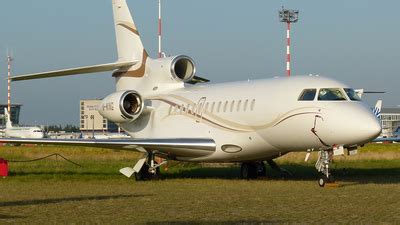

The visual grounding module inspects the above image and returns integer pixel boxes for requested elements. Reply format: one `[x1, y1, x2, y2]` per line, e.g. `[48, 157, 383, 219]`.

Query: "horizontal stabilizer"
[186, 76, 210, 85]
[10, 61, 137, 81]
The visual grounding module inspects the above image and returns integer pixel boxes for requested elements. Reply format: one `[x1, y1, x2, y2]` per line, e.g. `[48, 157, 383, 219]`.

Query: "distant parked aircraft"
[2, 108, 44, 139]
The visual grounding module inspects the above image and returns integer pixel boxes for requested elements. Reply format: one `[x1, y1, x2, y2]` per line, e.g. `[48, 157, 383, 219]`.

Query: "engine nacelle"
[150, 55, 196, 83]
[98, 90, 144, 123]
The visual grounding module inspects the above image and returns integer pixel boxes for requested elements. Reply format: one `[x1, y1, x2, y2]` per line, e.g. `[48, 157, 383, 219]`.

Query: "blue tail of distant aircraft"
[373, 100, 382, 120]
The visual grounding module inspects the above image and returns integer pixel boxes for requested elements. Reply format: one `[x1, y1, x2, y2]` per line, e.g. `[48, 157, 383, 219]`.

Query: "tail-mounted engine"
[99, 90, 144, 123]
[150, 55, 196, 83]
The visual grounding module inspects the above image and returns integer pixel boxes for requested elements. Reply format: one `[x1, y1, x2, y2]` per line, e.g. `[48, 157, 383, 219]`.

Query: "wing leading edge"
[0, 138, 216, 158]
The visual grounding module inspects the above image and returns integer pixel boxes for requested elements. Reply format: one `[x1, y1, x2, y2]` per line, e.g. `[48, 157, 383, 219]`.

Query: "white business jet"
[0, 0, 381, 186]
[2, 108, 44, 139]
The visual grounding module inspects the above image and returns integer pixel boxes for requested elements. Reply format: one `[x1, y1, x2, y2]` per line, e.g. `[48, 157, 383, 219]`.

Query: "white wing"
[9, 61, 137, 81]
[0, 138, 216, 158]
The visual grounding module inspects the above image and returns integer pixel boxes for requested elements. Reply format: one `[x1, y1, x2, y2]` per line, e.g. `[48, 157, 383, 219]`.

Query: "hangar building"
[80, 100, 118, 132]
[380, 108, 400, 137]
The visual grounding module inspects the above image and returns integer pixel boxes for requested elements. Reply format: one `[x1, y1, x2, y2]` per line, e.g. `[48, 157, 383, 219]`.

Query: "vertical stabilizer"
[112, 0, 147, 62]
[4, 108, 12, 129]
[373, 100, 382, 120]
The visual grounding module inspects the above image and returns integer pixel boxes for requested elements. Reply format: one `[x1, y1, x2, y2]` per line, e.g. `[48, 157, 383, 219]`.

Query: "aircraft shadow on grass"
[0, 194, 150, 208]
[146, 220, 285, 225]
[6, 164, 399, 185]
[0, 214, 26, 220]
[161, 163, 400, 185]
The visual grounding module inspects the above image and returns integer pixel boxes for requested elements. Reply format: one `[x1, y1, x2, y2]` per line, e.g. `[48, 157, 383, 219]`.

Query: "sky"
[0, 0, 399, 125]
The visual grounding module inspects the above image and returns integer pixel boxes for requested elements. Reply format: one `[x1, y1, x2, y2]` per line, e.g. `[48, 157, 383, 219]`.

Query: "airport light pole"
[6, 53, 13, 113]
[158, 0, 162, 58]
[279, 7, 299, 77]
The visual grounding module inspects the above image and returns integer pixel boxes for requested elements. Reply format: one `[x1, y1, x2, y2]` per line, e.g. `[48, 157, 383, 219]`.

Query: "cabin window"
[181, 104, 185, 114]
[244, 99, 249, 111]
[230, 101, 235, 112]
[250, 99, 255, 111]
[298, 89, 316, 101]
[318, 88, 347, 101]
[211, 102, 215, 113]
[344, 88, 361, 101]
[186, 104, 191, 114]
[237, 100, 242, 112]
[223, 101, 228, 112]
[217, 102, 222, 113]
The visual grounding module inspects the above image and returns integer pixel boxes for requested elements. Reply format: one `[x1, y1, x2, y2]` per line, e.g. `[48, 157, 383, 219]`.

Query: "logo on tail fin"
[373, 100, 382, 119]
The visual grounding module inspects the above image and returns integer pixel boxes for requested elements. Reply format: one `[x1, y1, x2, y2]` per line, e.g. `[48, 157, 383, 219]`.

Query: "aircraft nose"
[324, 103, 382, 145]
[348, 104, 382, 143]
[359, 113, 382, 141]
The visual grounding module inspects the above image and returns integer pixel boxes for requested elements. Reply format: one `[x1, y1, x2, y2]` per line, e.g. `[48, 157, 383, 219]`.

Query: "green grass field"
[0, 144, 399, 224]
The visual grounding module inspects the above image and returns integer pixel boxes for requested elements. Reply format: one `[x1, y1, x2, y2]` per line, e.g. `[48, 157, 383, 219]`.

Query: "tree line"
[44, 125, 80, 133]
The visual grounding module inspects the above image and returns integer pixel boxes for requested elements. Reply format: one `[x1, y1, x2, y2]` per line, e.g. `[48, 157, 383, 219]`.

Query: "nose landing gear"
[315, 150, 335, 187]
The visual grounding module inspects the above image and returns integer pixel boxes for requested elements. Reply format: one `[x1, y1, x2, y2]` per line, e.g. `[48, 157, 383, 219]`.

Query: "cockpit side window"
[344, 88, 361, 101]
[298, 89, 316, 101]
[318, 88, 347, 101]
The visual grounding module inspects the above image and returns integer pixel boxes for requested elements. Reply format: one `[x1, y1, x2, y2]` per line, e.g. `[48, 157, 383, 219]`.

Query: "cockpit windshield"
[318, 88, 347, 101]
[298, 89, 316, 101]
[344, 88, 361, 101]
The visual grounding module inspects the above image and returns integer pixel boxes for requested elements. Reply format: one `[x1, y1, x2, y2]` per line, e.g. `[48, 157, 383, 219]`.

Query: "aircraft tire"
[318, 175, 327, 187]
[256, 161, 266, 177]
[241, 163, 257, 180]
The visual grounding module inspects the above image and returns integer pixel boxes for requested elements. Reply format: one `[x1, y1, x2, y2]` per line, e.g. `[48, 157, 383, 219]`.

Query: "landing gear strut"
[134, 161, 161, 181]
[240, 162, 266, 179]
[315, 150, 335, 187]
[120, 152, 167, 181]
[135, 152, 168, 181]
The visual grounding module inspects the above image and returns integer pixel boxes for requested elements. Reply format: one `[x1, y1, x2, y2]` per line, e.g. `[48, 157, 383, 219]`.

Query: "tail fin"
[373, 100, 382, 120]
[112, 0, 147, 62]
[3, 108, 12, 129]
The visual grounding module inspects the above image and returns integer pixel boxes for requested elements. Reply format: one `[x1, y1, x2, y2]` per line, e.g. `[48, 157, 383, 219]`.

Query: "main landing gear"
[240, 162, 266, 179]
[315, 150, 335, 187]
[120, 152, 167, 181]
[240, 160, 292, 180]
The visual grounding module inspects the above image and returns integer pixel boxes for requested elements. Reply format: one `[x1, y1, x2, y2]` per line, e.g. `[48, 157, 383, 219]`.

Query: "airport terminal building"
[0, 104, 22, 127]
